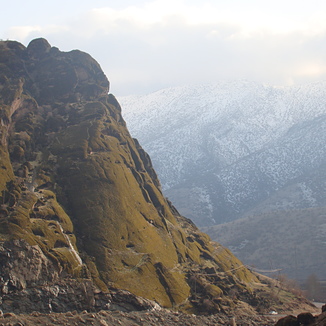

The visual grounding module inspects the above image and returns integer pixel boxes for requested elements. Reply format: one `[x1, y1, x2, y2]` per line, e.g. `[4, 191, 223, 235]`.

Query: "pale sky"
[2, 0, 326, 95]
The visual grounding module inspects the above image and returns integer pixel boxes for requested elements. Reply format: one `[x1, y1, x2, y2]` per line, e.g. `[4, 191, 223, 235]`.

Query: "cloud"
[86, 0, 326, 36]
[5, 26, 43, 41]
[3, 1, 326, 95]
[6, 25, 69, 42]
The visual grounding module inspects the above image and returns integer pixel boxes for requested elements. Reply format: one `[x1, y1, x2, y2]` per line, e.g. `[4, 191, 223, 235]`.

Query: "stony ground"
[0, 309, 276, 326]
[1, 302, 324, 326]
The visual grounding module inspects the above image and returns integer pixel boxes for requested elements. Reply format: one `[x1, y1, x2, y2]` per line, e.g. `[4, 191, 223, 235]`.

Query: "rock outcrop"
[0, 38, 309, 315]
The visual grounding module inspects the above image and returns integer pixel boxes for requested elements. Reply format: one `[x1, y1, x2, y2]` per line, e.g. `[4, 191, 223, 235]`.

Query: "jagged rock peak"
[27, 38, 51, 58]
[1, 37, 110, 104]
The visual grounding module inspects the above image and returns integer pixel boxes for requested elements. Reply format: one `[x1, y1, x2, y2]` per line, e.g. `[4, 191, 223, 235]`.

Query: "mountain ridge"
[119, 81, 326, 226]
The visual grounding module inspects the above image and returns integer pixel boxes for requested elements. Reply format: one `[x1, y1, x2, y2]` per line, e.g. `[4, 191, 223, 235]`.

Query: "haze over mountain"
[119, 81, 326, 227]
[203, 206, 326, 282]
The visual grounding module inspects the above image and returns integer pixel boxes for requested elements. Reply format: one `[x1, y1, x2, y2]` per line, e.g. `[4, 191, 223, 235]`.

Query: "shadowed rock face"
[0, 38, 297, 315]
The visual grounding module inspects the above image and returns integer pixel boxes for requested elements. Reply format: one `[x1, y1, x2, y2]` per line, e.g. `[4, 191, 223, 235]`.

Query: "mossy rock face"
[0, 38, 291, 314]
[45, 76, 257, 309]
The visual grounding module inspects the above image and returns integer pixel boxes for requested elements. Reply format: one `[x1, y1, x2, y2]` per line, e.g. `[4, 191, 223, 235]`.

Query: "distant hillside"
[202, 207, 326, 281]
[119, 81, 326, 227]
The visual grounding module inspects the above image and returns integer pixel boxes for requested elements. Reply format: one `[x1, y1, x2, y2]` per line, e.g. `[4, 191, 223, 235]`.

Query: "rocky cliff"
[0, 38, 307, 315]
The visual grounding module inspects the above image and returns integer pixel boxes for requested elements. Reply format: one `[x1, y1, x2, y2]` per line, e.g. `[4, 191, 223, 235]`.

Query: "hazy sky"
[2, 0, 326, 95]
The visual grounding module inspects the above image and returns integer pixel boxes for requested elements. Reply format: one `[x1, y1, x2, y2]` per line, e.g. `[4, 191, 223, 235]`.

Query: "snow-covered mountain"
[118, 80, 326, 226]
